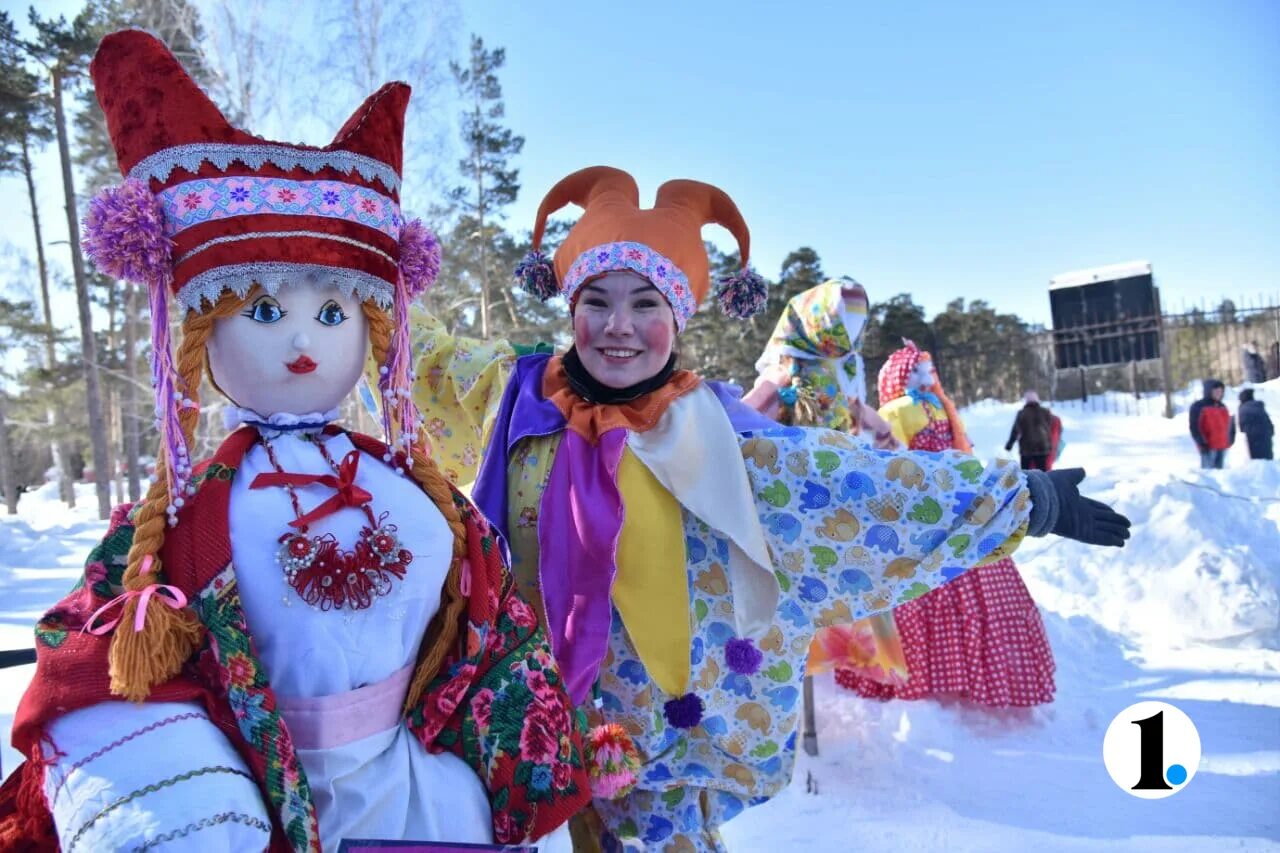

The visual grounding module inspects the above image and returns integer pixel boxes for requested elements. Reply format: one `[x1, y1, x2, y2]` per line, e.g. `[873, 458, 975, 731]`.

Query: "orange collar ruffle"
[542, 355, 701, 444]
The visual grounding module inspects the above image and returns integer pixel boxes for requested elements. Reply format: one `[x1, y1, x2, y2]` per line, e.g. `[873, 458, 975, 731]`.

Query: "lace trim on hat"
[174, 231, 397, 267]
[563, 241, 697, 330]
[157, 177, 402, 239]
[176, 262, 393, 313]
[129, 142, 401, 193]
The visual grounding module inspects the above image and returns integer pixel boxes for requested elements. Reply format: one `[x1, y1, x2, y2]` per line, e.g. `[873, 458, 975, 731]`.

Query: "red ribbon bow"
[251, 449, 373, 529]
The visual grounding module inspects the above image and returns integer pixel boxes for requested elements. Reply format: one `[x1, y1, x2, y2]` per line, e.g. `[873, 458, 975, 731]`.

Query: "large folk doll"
[744, 280, 907, 689]
[422, 166, 1128, 852]
[835, 342, 1057, 706]
[0, 32, 588, 852]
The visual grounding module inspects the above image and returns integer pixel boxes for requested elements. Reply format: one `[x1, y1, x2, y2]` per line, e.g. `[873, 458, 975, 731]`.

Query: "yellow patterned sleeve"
[879, 397, 928, 448]
[368, 307, 516, 486]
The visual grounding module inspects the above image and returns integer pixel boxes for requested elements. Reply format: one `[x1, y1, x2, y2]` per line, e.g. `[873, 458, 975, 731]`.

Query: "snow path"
[4, 380, 1278, 851]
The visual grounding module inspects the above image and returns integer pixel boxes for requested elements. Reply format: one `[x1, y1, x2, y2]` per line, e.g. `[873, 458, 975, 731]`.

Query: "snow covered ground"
[2, 381, 1278, 851]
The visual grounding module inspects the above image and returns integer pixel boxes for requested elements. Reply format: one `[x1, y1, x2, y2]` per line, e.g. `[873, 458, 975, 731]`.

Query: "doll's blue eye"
[246, 299, 284, 324]
[316, 301, 348, 327]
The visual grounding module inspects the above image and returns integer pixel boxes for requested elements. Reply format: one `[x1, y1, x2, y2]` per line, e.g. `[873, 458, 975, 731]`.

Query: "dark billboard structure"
[1049, 261, 1160, 369]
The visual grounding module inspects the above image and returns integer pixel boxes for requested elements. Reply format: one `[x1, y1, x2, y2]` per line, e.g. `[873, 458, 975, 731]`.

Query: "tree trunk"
[473, 99, 490, 339]
[0, 394, 18, 515]
[53, 67, 112, 519]
[106, 281, 123, 505]
[21, 135, 75, 507]
[123, 282, 142, 501]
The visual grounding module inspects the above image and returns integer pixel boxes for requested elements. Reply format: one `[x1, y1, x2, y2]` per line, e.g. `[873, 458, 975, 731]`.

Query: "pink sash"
[277, 663, 413, 750]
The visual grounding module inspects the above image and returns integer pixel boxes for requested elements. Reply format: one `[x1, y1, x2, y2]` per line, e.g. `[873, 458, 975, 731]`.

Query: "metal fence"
[867, 297, 1280, 417]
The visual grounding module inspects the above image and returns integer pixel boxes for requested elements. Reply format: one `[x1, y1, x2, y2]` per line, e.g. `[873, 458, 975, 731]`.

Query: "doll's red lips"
[286, 356, 317, 374]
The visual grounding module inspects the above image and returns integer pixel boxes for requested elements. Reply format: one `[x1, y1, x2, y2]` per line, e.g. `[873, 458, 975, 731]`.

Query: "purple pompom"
[399, 219, 442, 298]
[725, 638, 764, 675]
[716, 267, 769, 320]
[514, 250, 559, 301]
[662, 692, 704, 729]
[82, 179, 171, 283]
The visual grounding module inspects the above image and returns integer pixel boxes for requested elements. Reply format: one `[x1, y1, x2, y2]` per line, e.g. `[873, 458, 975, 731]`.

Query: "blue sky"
[465, 1, 1279, 324]
[2, 0, 1277, 328]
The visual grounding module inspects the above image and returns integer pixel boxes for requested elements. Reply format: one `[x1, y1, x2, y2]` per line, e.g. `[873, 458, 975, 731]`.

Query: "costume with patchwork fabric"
[400, 166, 1119, 852]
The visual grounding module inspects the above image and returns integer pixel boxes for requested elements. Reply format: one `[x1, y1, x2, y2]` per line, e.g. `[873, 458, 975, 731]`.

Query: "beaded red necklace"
[250, 435, 412, 611]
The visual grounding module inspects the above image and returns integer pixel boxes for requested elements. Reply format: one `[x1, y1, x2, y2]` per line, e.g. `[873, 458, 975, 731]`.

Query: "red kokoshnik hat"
[82, 29, 440, 524]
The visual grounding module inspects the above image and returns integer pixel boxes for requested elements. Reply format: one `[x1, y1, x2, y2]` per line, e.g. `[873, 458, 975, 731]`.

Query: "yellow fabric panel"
[879, 397, 929, 448]
[366, 307, 515, 486]
[614, 448, 691, 697]
[504, 433, 563, 627]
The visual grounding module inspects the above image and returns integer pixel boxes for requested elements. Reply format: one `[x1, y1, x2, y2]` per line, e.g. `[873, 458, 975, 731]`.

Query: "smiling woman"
[396, 164, 1131, 852]
[572, 271, 677, 390]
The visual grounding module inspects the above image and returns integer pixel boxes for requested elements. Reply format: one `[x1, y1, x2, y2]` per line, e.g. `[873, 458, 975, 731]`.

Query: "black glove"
[1004, 441, 1015, 452]
[1047, 468, 1131, 547]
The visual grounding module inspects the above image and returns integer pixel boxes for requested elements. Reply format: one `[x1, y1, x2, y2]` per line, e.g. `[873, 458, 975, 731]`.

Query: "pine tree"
[0, 10, 78, 505]
[0, 298, 46, 513]
[18, 8, 114, 518]
[448, 35, 524, 339]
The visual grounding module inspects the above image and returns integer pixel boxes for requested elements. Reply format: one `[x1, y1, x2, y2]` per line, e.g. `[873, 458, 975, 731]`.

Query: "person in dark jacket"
[1006, 390, 1054, 470]
[1238, 389, 1274, 460]
[1189, 379, 1235, 469]
[1242, 342, 1267, 384]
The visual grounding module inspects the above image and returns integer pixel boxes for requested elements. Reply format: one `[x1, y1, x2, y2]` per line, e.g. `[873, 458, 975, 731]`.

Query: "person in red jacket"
[1188, 379, 1236, 469]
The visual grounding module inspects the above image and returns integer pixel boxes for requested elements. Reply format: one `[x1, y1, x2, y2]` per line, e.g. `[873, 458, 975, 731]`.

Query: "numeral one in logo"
[1131, 710, 1172, 790]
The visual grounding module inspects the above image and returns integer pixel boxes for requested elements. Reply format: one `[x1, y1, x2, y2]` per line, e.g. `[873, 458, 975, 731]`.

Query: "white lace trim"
[176, 263, 394, 313]
[223, 406, 340, 438]
[129, 143, 400, 194]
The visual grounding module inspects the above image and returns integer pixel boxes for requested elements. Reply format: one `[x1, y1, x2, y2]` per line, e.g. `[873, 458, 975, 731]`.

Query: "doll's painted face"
[573, 270, 677, 388]
[207, 285, 369, 415]
[908, 359, 936, 391]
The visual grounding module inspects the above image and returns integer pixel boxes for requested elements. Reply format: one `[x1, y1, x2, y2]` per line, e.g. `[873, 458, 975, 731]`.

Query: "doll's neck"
[222, 405, 340, 439]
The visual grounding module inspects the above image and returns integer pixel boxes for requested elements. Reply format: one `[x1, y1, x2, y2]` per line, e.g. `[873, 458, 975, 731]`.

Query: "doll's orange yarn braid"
[364, 303, 469, 713]
[110, 290, 243, 702]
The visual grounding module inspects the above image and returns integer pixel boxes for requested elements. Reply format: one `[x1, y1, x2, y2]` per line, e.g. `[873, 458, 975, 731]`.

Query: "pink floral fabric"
[157, 177, 402, 239]
[562, 241, 698, 329]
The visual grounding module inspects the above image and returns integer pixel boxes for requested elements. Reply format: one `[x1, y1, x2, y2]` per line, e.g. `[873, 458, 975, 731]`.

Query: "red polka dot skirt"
[836, 558, 1056, 707]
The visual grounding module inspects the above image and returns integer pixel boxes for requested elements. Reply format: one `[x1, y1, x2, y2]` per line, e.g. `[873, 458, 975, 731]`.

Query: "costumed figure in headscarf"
[834, 341, 1057, 707]
[744, 279, 908, 691]
[0, 32, 588, 852]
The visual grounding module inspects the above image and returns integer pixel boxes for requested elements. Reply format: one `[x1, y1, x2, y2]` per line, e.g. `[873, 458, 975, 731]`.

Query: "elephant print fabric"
[593, 425, 1029, 851]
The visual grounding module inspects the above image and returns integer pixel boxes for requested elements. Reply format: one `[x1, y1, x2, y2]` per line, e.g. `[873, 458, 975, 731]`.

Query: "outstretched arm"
[742, 426, 1129, 625]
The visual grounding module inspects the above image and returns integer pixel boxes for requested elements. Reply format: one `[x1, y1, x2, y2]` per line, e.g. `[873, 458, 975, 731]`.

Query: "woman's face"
[573, 270, 676, 388]
[207, 285, 369, 415]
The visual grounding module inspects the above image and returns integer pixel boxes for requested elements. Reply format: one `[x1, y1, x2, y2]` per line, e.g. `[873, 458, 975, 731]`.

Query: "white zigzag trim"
[177, 263, 394, 313]
[130, 143, 400, 194]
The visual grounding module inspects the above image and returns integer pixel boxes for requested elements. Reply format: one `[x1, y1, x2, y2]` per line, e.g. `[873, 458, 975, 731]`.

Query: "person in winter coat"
[1005, 391, 1055, 470]
[1242, 342, 1268, 384]
[1046, 411, 1065, 470]
[1238, 389, 1274, 460]
[1189, 379, 1235, 469]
